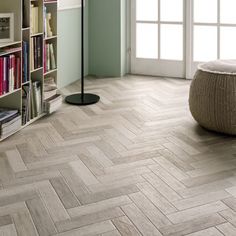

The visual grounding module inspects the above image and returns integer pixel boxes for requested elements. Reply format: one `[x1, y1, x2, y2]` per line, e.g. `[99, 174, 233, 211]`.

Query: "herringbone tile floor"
[0, 75, 236, 236]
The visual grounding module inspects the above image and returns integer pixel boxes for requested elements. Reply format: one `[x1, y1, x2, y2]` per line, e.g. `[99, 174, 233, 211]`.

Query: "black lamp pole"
[65, 0, 100, 106]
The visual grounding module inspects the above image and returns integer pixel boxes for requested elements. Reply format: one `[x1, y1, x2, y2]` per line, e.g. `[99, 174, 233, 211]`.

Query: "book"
[1, 115, 21, 139]
[49, 44, 56, 70]
[32, 81, 42, 117]
[30, 38, 33, 71]
[37, 36, 42, 68]
[0, 58, 3, 95]
[44, 77, 57, 100]
[0, 108, 19, 123]
[0, 54, 21, 95]
[31, 36, 42, 71]
[44, 94, 62, 114]
[46, 43, 50, 71]
[44, 77, 57, 91]
[22, 41, 29, 83]
[30, 4, 39, 34]
[22, 84, 31, 125]
[45, 43, 56, 72]
[34, 37, 37, 68]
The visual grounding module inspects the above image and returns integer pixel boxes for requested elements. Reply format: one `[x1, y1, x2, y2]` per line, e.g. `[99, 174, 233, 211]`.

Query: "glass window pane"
[194, 26, 217, 62]
[194, 0, 217, 23]
[136, 0, 158, 21]
[160, 0, 183, 22]
[220, 27, 236, 59]
[136, 23, 158, 59]
[160, 24, 183, 60]
[221, 0, 236, 24]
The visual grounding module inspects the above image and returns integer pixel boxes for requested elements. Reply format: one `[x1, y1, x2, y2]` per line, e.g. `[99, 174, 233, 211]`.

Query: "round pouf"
[189, 60, 236, 135]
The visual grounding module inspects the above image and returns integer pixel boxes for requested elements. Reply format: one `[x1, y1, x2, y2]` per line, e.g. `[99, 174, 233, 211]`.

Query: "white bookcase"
[0, 0, 59, 141]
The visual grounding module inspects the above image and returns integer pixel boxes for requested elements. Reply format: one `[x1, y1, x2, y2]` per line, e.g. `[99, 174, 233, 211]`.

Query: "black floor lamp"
[65, 0, 100, 105]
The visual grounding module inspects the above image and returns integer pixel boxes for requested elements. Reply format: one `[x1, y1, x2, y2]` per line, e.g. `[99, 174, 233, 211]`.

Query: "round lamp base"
[65, 93, 100, 106]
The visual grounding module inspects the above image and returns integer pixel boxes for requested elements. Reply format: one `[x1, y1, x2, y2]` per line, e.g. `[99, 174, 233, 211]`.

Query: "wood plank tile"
[26, 197, 57, 236]
[6, 149, 27, 172]
[55, 221, 115, 236]
[69, 159, 99, 186]
[112, 216, 141, 236]
[143, 172, 182, 201]
[79, 185, 139, 205]
[186, 227, 223, 236]
[217, 223, 236, 236]
[99, 230, 121, 236]
[12, 210, 38, 236]
[0, 224, 17, 236]
[129, 192, 172, 228]
[0, 215, 12, 227]
[121, 203, 162, 236]
[56, 207, 124, 233]
[68, 195, 131, 218]
[173, 191, 230, 210]
[38, 181, 70, 222]
[167, 201, 228, 224]
[50, 177, 80, 209]
[160, 214, 226, 236]
[137, 182, 177, 214]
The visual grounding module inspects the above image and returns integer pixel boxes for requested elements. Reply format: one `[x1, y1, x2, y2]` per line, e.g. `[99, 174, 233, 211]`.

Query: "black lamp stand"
[65, 0, 100, 105]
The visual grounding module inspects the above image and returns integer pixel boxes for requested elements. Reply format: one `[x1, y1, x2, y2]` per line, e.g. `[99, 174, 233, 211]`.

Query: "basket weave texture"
[189, 69, 236, 135]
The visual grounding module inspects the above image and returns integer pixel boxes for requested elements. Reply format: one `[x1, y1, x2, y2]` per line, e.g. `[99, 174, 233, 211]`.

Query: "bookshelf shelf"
[0, 41, 22, 48]
[31, 33, 44, 37]
[0, 49, 22, 57]
[0, 0, 59, 141]
[0, 88, 22, 99]
[45, 35, 57, 41]
[22, 81, 30, 86]
[44, 68, 57, 76]
[22, 27, 30, 31]
[31, 67, 43, 73]
[44, 1, 58, 4]
[21, 113, 46, 128]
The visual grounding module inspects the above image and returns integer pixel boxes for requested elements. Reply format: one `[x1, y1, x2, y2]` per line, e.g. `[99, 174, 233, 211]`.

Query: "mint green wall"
[88, 0, 127, 77]
[57, 0, 128, 88]
[57, 2, 89, 89]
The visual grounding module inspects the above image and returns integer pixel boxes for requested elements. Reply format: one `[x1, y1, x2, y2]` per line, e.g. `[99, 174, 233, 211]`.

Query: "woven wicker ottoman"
[189, 60, 236, 135]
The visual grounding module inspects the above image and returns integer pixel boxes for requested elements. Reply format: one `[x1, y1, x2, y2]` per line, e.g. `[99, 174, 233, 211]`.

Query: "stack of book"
[22, 84, 31, 125]
[22, 41, 29, 83]
[0, 108, 21, 139]
[44, 94, 62, 114]
[44, 43, 56, 73]
[30, 3, 39, 34]
[0, 55, 21, 96]
[30, 36, 42, 71]
[31, 81, 42, 118]
[44, 77, 57, 100]
[44, 77, 62, 114]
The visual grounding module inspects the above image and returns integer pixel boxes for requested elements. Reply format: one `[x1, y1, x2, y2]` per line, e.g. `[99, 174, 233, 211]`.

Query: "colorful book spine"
[31, 36, 43, 71]
[45, 43, 56, 72]
[0, 58, 3, 96]
[0, 54, 21, 96]
[23, 41, 29, 83]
